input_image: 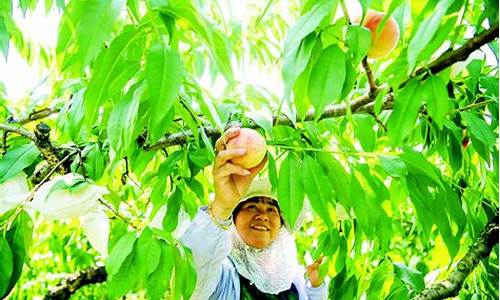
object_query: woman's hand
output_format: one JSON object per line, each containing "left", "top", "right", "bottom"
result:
{"left": 211, "top": 126, "right": 267, "bottom": 220}
{"left": 306, "top": 257, "right": 325, "bottom": 288}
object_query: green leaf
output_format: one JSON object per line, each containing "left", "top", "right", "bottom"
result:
{"left": 105, "top": 232, "right": 136, "bottom": 277}
{"left": 308, "top": 44, "right": 347, "bottom": 117}
{"left": 405, "top": 175, "right": 434, "bottom": 243}
{"left": 283, "top": 0, "right": 337, "bottom": 61}
{"left": 346, "top": 25, "right": 371, "bottom": 63}
{"left": 340, "top": 54, "right": 357, "bottom": 100}
{"left": 146, "top": 240, "right": 174, "bottom": 300}
{"left": 3, "top": 211, "right": 32, "bottom": 298}
{"left": 400, "top": 149, "right": 443, "bottom": 188}
{"left": 302, "top": 155, "right": 335, "bottom": 227}
{"left": 422, "top": 75, "right": 449, "bottom": 129}
{"left": 462, "top": 112, "right": 496, "bottom": 148}
{"left": 353, "top": 114, "right": 376, "bottom": 151}
{"left": 158, "top": 150, "right": 184, "bottom": 178}
{"left": 84, "top": 27, "right": 143, "bottom": 126}
{"left": 107, "top": 86, "right": 140, "bottom": 160}
{"left": 0, "top": 236, "right": 13, "bottom": 297}
{"left": 147, "top": 42, "right": 184, "bottom": 141}
{"left": 83, "top": 144, "right": 105, "bottom": 181}
{"left": 367, "top": 259, "right": 394, "bottom": 300}
{"left": 379, "top": 155, "right": 406, "bottom": 177}
{"left": 0, "top": 15, "right": 9, "bottom": 60}
{"left": 393, "top": 263, "right": 425, "bottom": 292}
{"left": 163, "top": 188, "right": 182, "bottom": 232}
{"left": 57, "top": 0, "right": 126, "bottom": 69}
{"left": 417, "top": 15, "right": 457, "bottom": 63}
{"left": 0, "top": 142, "right": 39, "bottom": 183}
{"left": 162, "top": 3, "right": 233, "bottom": 82}
{"left": 283, "top": 32, "right": 317, "bottom": 99}
{"left": 407, "top": 0, "right": 454, "bottom": 71}
{"left": 277, "top": 154, "right": 304, "bottom": 230}
{"left": 316, "top": 152, "right": 351, "bottom": 208}
{"left": 107, "top": 245, "right": 139, "bottom": 298}
{"left": 387, "top": 79, "right": 421, "bottom": 146}
{"left": 136, "top": 228, "right": 161, "bottom": 279}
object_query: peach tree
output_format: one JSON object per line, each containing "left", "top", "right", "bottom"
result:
{"left": 0, "top": 0, "right": 498, "bottom": 299}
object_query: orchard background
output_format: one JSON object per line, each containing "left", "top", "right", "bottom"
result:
{"left": 0, "top": 0, "right": 498, "bottom": 299}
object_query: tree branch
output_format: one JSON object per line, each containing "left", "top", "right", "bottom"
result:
{"left": 44, "top": 266, "right": 107, "bottom": 300}
{"left": 413, "top": 214, "right": 499, "bottom": 300}
{"left": 144, "top": 24, "right": 498, "bottom": 151}
{"left": 8, "top": 107, "right": 61, "bottom": 124}
{"left": 0, "top": 123, "right": 35, "bottom": 140}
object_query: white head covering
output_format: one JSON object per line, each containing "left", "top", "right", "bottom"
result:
{"left": 229, "top": 177, "right": 302, "bottom": 294}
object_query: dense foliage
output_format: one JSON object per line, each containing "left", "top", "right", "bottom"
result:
{"left": 0, "top": 0, "right": 498, "bottom": 299}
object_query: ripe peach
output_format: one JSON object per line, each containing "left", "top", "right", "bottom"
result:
{"left": 226, "top": 128, "right": 267, "bottom": 169}
{"left": 360, "top": 11, "right": 400, "bottom": 59}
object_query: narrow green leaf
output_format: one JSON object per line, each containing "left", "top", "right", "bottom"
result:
{"left": 422, "top": 75, "right": 449, "bottom": 128}
{"left": 0, "top": 16, "right": 9, "bottom": 60}
{"left": 283, "top": 32, "right": 316, "bottom": 99}
{"left": 146, "top": 240, "right": 174, "bottom": 300}
{"left": 418, "top": 16, "right": 457, "bottom": 63}
{"left": 136, "top": 228, "right": 161, "bottom": 279}
{"left": 407, "top": 0, "right": 454, "bottom": 71}
{"left": 57, "top": 0, "right": 126, "bottom": 68}
{"left": 162, "top": 3, "right": 233, "bottom": 82}
{"left": 367, "top": 259, "right": 394, "bottom": 300}
{"left": 0, "top": 143, "right": 39, "bottom": 183}
{"left": 308, "top": 45, "right": 347, "bottom": 117}
{"left": 283, "top": 0, "right": 337, "bottom": 60}
{"left": 379, "top": 155, "right": 406, "bottom": 177}
{"left": 158, "top": 150, "right": 184, "bottom": 178}
{"left": 353, "top": 114, "right": 376, "bottom": 151}
{"left": 1, "top": 212, "right": 31, "bottom": 298}
{"left": 107, "top": 85, "right": 140, "bottom": 160}
{"left": 105, "top": 232, "right": 136, "bottom": 277}
{"left": 346, "top": 25, "right": 371, "bottom": 63}
{"left": 83, "top": 144, "right": 105, "bottom": 181}
{"left": 0, "top": 236, "right": 13, "bottom": 297}
{"left": 393, "top": 262, "right": 425, "bottom": 292}
{"left": 84, "top": 27, "right": 143, "bottom": 126}
{"left": 462, "top": 112, "right": 497, "bottom": 148}
{"left": 400, "top": 149, "right": 443, "bottom": 188}
{"left": 302, "top": 155, "right": 335, "bottom": 227}
{"left": 340, "top": 54, "right": 357, "bottom": 100}
{"left": 107, "top": 247, "right": 139, "bottom": 298}
{"left": 405, "top": 175, "right": 434, "bottom": 243}
{"left": 163, "top": 188, "right": 182, "bottom": 232}
{"left": 277, "top": 154, "right": 304, "bottom": 230}
{"left": 316, "top": 153, "right": 351, "bottom": 208}
{"left": 147, "top": 42, "right": 184, "bottom": 141}
{"left": 387, "top": 79, "right": 421, "bottom": 146}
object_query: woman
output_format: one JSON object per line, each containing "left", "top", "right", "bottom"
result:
{"left": 181, "top": 127, "right": 328, "bottom": 299}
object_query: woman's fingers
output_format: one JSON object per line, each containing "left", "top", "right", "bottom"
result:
{"left": 214, "top": 148, "right": 247, "bottom": 168}
{"left": 215, "top": 162, "right": 251, "bottom": 177}
{"left": 215, "top": 126, "right": 241, "bottom": 152}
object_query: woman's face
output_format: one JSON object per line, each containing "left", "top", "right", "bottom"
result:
{"left": 234, "top": 197, "right": 281, "bottom": 249}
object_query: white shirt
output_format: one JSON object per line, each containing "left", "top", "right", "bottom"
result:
{"left": 181, "top": 209, "right": 329, "bottom": 299}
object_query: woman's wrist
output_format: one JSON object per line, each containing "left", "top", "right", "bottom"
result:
{"left": 211, "top": 197, "right": 236, "bottom": 220}
{"left": 207, "top": 204, "right": 233, "bottom": 230}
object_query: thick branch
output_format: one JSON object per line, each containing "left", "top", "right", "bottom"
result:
{"left": 31, "top": 123, "right": 70, "bottom": 184}
{"left": 413, "top": 214, "right": 499, "bottom": 300}
{"left": 44, "top": 266, "right": 106, "bottom": 300}
{"left": 413, "top": 24, "right": 499, "bottom": 79}
{"left": 144, "top": 24, "right": 497, "bottom": 150}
